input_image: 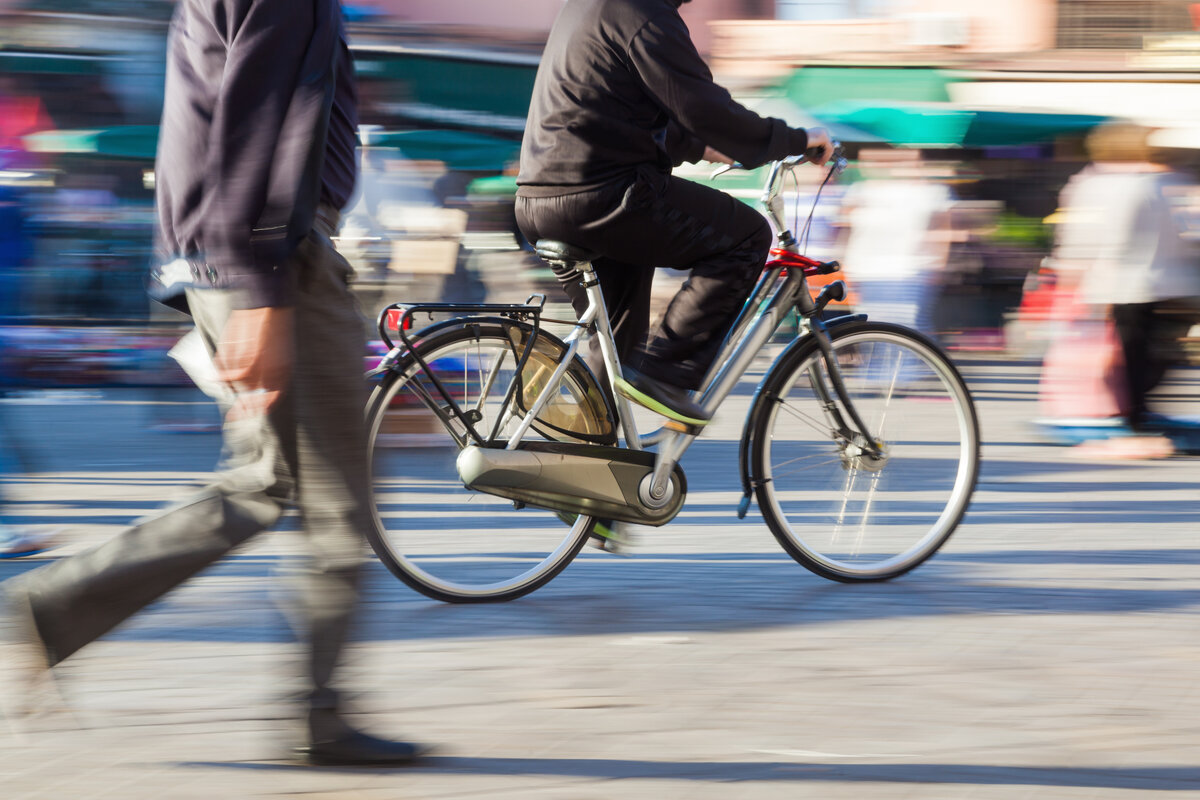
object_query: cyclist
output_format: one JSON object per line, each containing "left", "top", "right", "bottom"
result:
{"left": 516, "top": 0, "right": 833, "bottom": 426}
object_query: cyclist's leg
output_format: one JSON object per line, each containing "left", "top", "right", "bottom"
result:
{"left": 516, "top": 190, "right": 653, "bottom": 380}
{"left": 556, "top": 256, "right": 653, "bottom": 382}
{"left": 518, "top": 175, "right": 768, "bottom": 390}
{"left": 631, "top": 176, "right": 771, "bottom": 390}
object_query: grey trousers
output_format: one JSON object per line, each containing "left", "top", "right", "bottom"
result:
{"left": 7, "top": 226, "right": 371, "bottom": 728}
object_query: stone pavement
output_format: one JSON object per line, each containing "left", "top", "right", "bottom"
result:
{"left": 1, "top": 361, "right": 1199, "bottom": 799}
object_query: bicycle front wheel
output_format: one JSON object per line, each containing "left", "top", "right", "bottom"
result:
{"left": 751, "top": 321, "right": 979, "bottom": 581}
{"left": 366, "top": 321, "right": 609, "bottom": 603}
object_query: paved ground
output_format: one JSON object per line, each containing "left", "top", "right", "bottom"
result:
{"left": 2, "top": 360, "right": 1199, "bottom": 798}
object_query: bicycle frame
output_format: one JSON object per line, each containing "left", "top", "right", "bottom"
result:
{"left": 367, "top": 146, "right": 878, "bottom": 514}
{"left": 509, "top": 148, "right": 872, "bottom": 502}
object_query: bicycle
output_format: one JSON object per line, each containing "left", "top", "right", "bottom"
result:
{"left": 364, "top": 144, "right": 980, "bottom": 603}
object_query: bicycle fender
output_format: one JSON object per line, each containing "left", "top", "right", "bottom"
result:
{"left": 736, "top": 313, "right": 868, "bottom": 516}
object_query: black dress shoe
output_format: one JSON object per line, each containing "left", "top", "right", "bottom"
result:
{"left": 615, "top": 367, "right": 711, "bottom": 426}
{"left": 295, "top": 730, "right": 429, "bottom": 766}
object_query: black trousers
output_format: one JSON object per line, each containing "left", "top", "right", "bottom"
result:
{"left": 1111, "top": 300, "right": 1197, "bottom": 429}
{"left": 516, "top": 167, "right": 771, "bottom": 390}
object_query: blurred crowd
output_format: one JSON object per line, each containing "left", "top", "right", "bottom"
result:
{"left": 1, "top": 1, "right": 1198, "bottom": 457}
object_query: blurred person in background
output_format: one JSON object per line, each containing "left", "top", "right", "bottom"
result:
{"left": 2, "top": 0, "right": 425, "bottom": 765}
{"left": 1041, "top": 122, "right": 1200, "bottom": 459}
{"left": 839, "top": 148, "right": 956, "bottom": 337}
{"left": 0, "top": 82, "right": 57, "bottom": 558}
{"left": 515, "top": 0, "right": 833, "bottom": 427}
{"left": 0, "top": 351, "right": 58, "bottom": 559}
{"left": 0, "top": 73, "right": 48, "bottom": 320}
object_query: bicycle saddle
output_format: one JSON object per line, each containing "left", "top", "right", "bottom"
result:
{"left": 534, "top": 240, "right": 599, "bottom": 268}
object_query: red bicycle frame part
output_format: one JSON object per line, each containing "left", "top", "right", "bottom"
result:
{"left": 766, "top": 248, "right": 853, "bottom": 306}
{"left": 766, "top": 248, "right": 828, "bottom": 276}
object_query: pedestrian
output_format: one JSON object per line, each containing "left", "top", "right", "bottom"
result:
{"left": 839, "top": 148, "right": 956, "bottom": 337}
{"left": 2, "top": 0, "right": 424, "bottom": 765}
{"left": 0, "top": 110, "right": 57, "bottom": 561}
{"left": 1041, "top": 122, "right": 1200, "bottom": 459}
{"left": 0, "top": 364, "right": 58, "bottom": 560}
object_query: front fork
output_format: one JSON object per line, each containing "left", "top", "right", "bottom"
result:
{"left": 735, "top": 303, "right": 881, "bottom": 519}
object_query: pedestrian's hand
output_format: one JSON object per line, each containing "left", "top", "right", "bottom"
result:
{"left": 703, "top": 146, "right": 735, "bottom": 165}
{"left": 804, "top": 127, "right": 835, "bottom": 166}
{"left": 214, "top": 306, "right": 294, "bottom": 420}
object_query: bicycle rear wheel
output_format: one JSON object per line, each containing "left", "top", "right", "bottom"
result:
{"left": 751, "top": 321, "right": 979, "bottom": 581}
{"left": 366, "top": 321, "right": 612, "bottom": 603}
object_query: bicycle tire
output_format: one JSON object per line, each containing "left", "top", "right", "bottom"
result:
{"left": 365, "top": 320, "right": 609, "bottom": 603}
{"left": 750, "top": 321, "right": 979, "bottom": 582}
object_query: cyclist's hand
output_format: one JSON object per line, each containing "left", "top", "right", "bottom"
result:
{"left": 214, "top": 306, "right": 294, "bottom": 420}
{"left": 703, "top": 146, "right": 735, "bottom": 165}
{"left": 804, "top": 127, "right": 835, "bottom": 166}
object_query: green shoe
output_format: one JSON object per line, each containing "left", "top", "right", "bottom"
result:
{"left": 614, "top": 367, "right": 710, "bottom": 427}
{"left": 554, "top": 512, "right": 629, "bottom": 554}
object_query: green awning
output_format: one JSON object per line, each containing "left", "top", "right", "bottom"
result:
{"left": 810, "top": 100, "right": 1108, "bottom": 148}
{"left": 23, "top": 126, "right": 159, "bottom": 160}
{"left": 364, "top": 129, "right": 520, "bottom": 172}
{"left": 23, "top": 126, "right": 519, "bottom": 171}
{"left": 467, "top": 174, "right": 519, "bottom": 197}
{"left": 784, "top": 67, "right": 957, "bottom": 109}
{"left": 352, "top": 45, "right": 537, "bottom": 133}
{"left": 0, "top": 50, "right": 117, "bottom": 75}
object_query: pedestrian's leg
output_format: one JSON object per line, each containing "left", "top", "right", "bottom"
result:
{"left": 4, "top": 288, "right": 288, "bottom": 665}
{"left": 279, "top": 231, "right": 373, "bottom": 739}
{"left": 1111, "top": 302, "right": 1155, "bottom": 429}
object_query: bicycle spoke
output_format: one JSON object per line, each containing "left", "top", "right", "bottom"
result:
{"left": 775, "top": 399, "right": 836, "bottom": 437}
{"left": 476, "top": 345, "right": 506, "bottom": 416}
{"left": 834, "top": 465, "right": 857, "bottom": 527}
{"left": 769, "top": 453, "right": 845, "bottom": 480}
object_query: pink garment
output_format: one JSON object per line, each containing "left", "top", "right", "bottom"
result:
{"left": 1038, "top": 288, "right": 1129, "bottom": 419}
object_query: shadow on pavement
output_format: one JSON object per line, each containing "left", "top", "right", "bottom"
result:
{"left": 178, "top": 756, "right": 1200, "bottom": 790}
{"left": 5, "top": 546, "right": 1196, "bottom": 646}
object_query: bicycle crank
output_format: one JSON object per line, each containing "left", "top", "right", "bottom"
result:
{"left": 456, "top": 442, "right": 687, "bottom": 526}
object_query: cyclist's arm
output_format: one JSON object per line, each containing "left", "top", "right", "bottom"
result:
{"left": 628, "top": 12, "right": 808, "bottom": 169}
{"left": 661, "top": 120, "right": 705, "bottom": 166}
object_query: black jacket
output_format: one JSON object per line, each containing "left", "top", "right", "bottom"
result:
{"left": 152, "top": 0, "right": 345, "bottom": 309}
{"left": 517, "top": 0, "right": 809, "bottom": 196}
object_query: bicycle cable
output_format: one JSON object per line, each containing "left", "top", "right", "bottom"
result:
{"left": 795, "top": 157, "right": 839, "bottom": 256}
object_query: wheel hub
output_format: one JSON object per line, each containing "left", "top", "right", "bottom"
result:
{"left": 842, "top": 436, "right": 889, "bottom": 472}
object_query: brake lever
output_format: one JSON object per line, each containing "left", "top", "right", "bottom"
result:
{"left": 830, "top": 143, "right": 848, "bottom": 176}
{"left": 710, "top": 162, "right": 744, "bottom": 179}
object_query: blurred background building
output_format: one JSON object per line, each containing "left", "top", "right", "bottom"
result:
{"left": 1, "top": 0, "right": 1198, "bottom": 387}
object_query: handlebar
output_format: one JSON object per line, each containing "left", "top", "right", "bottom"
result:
{"left": 709, "top": 142, "right": 847, "bottom": 181}
{"left": 708, "top": 141, "right": 847, "bottom": 252}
